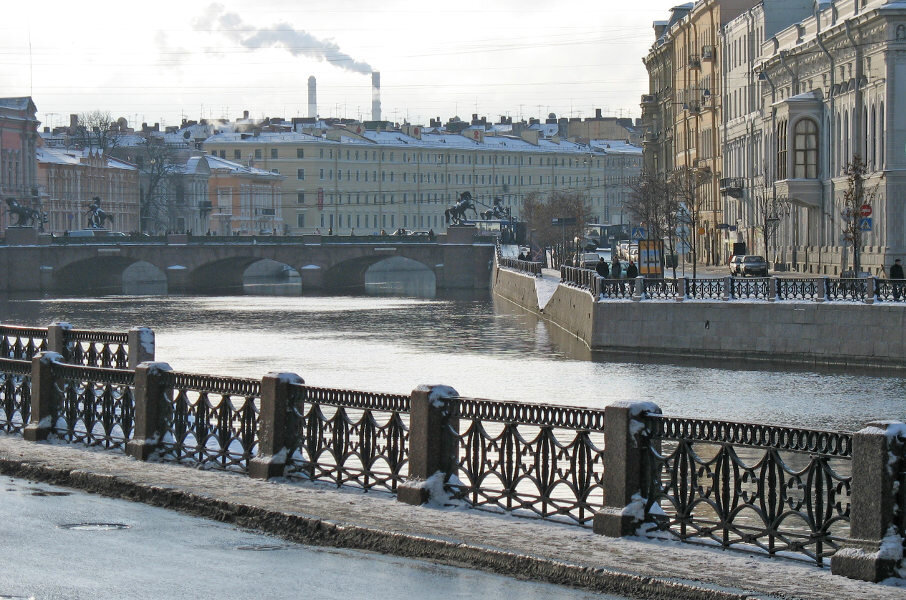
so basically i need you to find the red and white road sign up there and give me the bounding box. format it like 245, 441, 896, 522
860, 204, 872, 217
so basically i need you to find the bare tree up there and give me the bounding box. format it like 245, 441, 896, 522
522, 190, 591, 265
626, 171, 681, 277
753, 189, 791, 263
136, 137, 178, 233
74, 111, 121, 153
669, 166, 704, 278
840, 155, 880, 277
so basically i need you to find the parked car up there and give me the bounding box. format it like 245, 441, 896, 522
730, 255, 768, 277
580, 252, 602, 269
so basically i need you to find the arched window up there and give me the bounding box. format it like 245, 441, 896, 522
793, 119, 818, 178
776, 120, 788, 180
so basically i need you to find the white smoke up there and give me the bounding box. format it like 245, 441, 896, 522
195, 4, 373, 75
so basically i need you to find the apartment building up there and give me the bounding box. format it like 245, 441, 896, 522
203, 125, 640, 234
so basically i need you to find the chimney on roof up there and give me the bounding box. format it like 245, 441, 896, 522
371, 72, 381, 121
595, 108, 602, 119
243, 110, 249, 120
308, 76, 317, 119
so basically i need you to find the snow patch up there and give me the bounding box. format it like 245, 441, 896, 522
136, 327, 155, 356
301, 265, 321, 270
51, 321, 72, 330
38, 352, 63, 364
268, 372, 304, 385
167, 265, 187, 271
146, 362, 173, 375
415, 385, 458, 408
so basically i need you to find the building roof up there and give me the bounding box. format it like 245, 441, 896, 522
590, 140, 643, 155
36, 147, 137, 170
205, 154, 285, 179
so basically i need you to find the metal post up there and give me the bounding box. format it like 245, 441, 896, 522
398, 385, 459, 505
249, 372, 303, 480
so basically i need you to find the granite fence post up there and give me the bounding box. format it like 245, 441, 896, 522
23, 351, 63, 442
721, 276, 732, 301
632, 276, 643, 301
46, 322, 70, 357
675, 277, 686, 302
125, 362, 172, 461
249, 372, 303, 480
593, 401, 662, 537
128, 327, 156, 369
768, 277, 777, 302
818, 276, 828, 302
398, 385, 459, 505
831, 420, 906, 582
864, 277, 876, 305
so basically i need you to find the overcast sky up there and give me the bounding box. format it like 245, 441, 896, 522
2, 1, 673, 130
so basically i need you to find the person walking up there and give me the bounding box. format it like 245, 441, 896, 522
611, 256, 622, 279
596, 256, 610, 278
890, 258, 904, 300
625, 260, 639, 279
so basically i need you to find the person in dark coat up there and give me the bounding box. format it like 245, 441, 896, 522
611, 257, 622, 279
595, 257, 610, 278
890, 259, 904, 300
625, 260, 639, 279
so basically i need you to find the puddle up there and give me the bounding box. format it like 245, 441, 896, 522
58, 523, 130, 531
236, 544, 285, 551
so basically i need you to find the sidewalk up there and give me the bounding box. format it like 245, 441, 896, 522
0, 435, 902, 599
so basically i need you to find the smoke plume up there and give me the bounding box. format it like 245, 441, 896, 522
196, 4, 373, 75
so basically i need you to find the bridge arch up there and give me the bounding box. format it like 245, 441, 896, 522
324, 254, 437, 295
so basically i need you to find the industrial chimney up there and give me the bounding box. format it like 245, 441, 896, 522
371, 71, 381, 122
308, 76, 317, 119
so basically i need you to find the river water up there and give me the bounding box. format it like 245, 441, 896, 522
1, 289, 903, 432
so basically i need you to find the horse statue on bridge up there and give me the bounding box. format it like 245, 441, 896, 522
4, 198, 44, 228
444, 191, 478, 225
86, 196, 114, 229
480, 196, 511, 221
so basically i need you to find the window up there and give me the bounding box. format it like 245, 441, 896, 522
297, 192, 305, 204
776, 120, 788, 180
219, 150, 226, 158
793, 119, 818, 179
270, 149, 278, 159
297, 169, 305, 180
319, 169, 324, 180
255, 149, 262, 159
297, 213, 305, 227
297, 148, 304, 159
234, 150, 241, 160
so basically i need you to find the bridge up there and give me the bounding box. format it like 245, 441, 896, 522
0, 227, 494, 294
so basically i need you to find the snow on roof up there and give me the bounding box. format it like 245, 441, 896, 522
205, 154, 284, 178
36, 147, 137, 170
205, 131, 323, 144
590, 140, 643, 155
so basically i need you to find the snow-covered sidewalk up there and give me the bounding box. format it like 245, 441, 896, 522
0, 434, 902, 599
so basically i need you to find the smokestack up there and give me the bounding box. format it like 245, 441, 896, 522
308, 76, 317, 119
371, 71, 381, 121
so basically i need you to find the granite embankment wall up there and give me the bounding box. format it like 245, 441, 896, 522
493, 267, 906, 369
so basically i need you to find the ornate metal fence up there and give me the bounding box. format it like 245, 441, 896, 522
640, 415, 853, 565
0, 326, 48, 360
157, 372, 260, 471
447, 397, 607, 526
0, 358, 31, 433
643, 278, 678, 300
63, 330, 130, 368
731, 277, 770, 300
776, 278, 821, 301
284, 385, 410, 492
685, 278, 723, 300
560, 265, 596, 291
48, 362, 135, 449
600, 279, 633, 299
825, 278, 868, 302
499, 256, 542, 276
874, 279, 906, 303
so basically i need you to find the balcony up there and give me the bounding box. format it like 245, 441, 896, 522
701, 45, 714, 61
719, 177, 744, 199
641, 94, 656, 105
688, 55, 701, 70
684, 103, 701, 115
198, 200, 213, 213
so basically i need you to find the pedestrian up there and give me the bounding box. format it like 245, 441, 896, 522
611, 256, 621, 279
595, 256, 610, 278
890, 258, 904, 300
626, 260, 639, 279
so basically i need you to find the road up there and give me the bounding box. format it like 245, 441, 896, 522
0, 475, 624, 600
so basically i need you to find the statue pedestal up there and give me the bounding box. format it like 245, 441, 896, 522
5, 227, 38, 245
445, 225, 477, 244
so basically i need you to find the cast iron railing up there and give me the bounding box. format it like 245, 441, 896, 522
447, 397, 606, 526
499, 256, 542, 276
730, 277, 770, 300
0, 326, 48, 360
875, 280, 906, 303
560, 265, 597, 291
640, 415, 853, 565
157, 372, 260, 471
63, 329, 130, 368
48, 362, 135, 450
825, 278, 868, 302
686, 278, 724, 300
776, 278, 821, 301
643, 278, 679, 300
600, 278, 633, 299
0, 358, 31, 433
284, 385, 410, 492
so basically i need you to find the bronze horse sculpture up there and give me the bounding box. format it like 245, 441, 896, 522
444, 191, 478, 225
4, 198, 42, 228
480, 196, 511, 221
86, 196, 113, 229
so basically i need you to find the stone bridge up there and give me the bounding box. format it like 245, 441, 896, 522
0, 227, 494, 294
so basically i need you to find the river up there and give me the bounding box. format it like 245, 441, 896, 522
1, 289, 903, 432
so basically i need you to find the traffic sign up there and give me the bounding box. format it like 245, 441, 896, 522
859, 217, 872, 232
551, 217, 576, 226
631, 227, 646, 240
860, 204, 872, 217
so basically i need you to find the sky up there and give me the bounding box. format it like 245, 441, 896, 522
1, 1, 673, 131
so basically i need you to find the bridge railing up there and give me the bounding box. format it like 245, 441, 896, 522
1, 342, 903, 580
